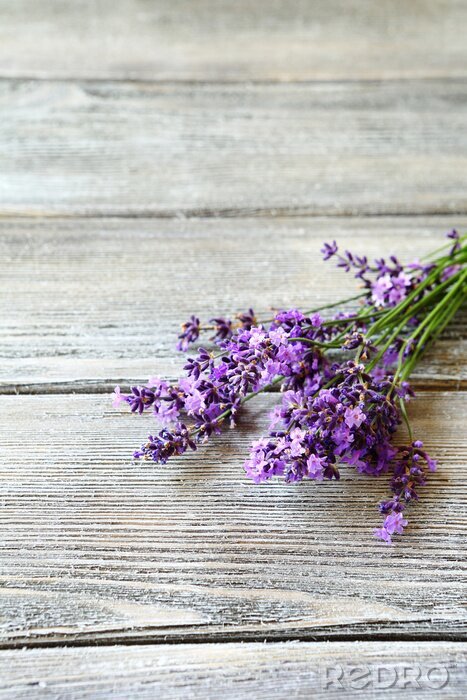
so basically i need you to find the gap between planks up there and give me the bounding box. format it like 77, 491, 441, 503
1, 628, 466, 652
3, 209, 467, 221
0, 379, 466, 396
2, 76, 467, 86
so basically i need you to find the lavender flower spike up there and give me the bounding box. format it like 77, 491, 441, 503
113, 230, 466, 544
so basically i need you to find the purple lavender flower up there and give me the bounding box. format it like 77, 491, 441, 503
177, 315, 200, 351
441, 264, 461, 282
236, 308, 257, 330
371, 274, 393, 305
134, 423, 197, 463
306, 454, 326, 480
321, 240, 338, 260
374, 439, 436, 543
321, 239, 424, 311
112, 385, 126, 408
275, 309, 305, 326
184, 348, 213, 379
310, 312, 323, 327
344, 405, 365, 428
114, 231, 464, 543
447, 229, 461, 256
371, 271, 412, 307
209, 316, 233, 342
374, 511, 408, 545
244, 362, 406, 486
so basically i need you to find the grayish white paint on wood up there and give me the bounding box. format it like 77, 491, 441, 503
0, 1, 467, 81
1, 1, 466, 695
1, 392, 465, 646
1, 217, 465, 392
1, 80, 467, 216
0, 642, 465, 699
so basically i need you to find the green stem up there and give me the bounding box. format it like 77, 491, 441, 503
420, 233, 467, 261
302, 292, 366, 315
364, 318, 410, 373
390, 270, 466, 386
320, 307, 385, 328
199, 292, 367, 334
388, 269, 463, 325
367, 249, 465, 338
400, 273, 467, 381
398, 398, 413, 442
287, 337, 341, 349
192, 240, 466, 439
404, 269, 466, 346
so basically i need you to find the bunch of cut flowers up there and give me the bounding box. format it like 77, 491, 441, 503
113, 230, 466, 544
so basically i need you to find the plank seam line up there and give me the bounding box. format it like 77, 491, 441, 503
0, 631, 465, 651
2, 210, 467, 221
0, 382, 465, 396
1, 76, 467, 86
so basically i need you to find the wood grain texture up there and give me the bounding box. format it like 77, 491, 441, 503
1, 217, 465, 392
0, 642, 465, 699
1, 391, 466, 646
1, 1, 466, 693
0, 217, 467, 393
1, 1, 467, 82
1, 80, 467, 216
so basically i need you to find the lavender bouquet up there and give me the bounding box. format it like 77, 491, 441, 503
114, 231, 466, 544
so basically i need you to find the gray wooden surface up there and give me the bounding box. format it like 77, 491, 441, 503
0, 1, 466, 697
1, 0, 466, 81
1, 80, 467, 217
1, 217, 465, 393
1, 392, 466, 646
0, 643, 465, 699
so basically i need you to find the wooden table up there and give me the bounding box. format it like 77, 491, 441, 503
1, 2, 466, 697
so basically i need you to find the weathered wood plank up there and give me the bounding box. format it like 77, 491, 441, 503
0, 1, 466, 82
0, 217, 465, 392
0, 642, 465, 699
1, 80, 467, 217
0, 391, 465, 646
